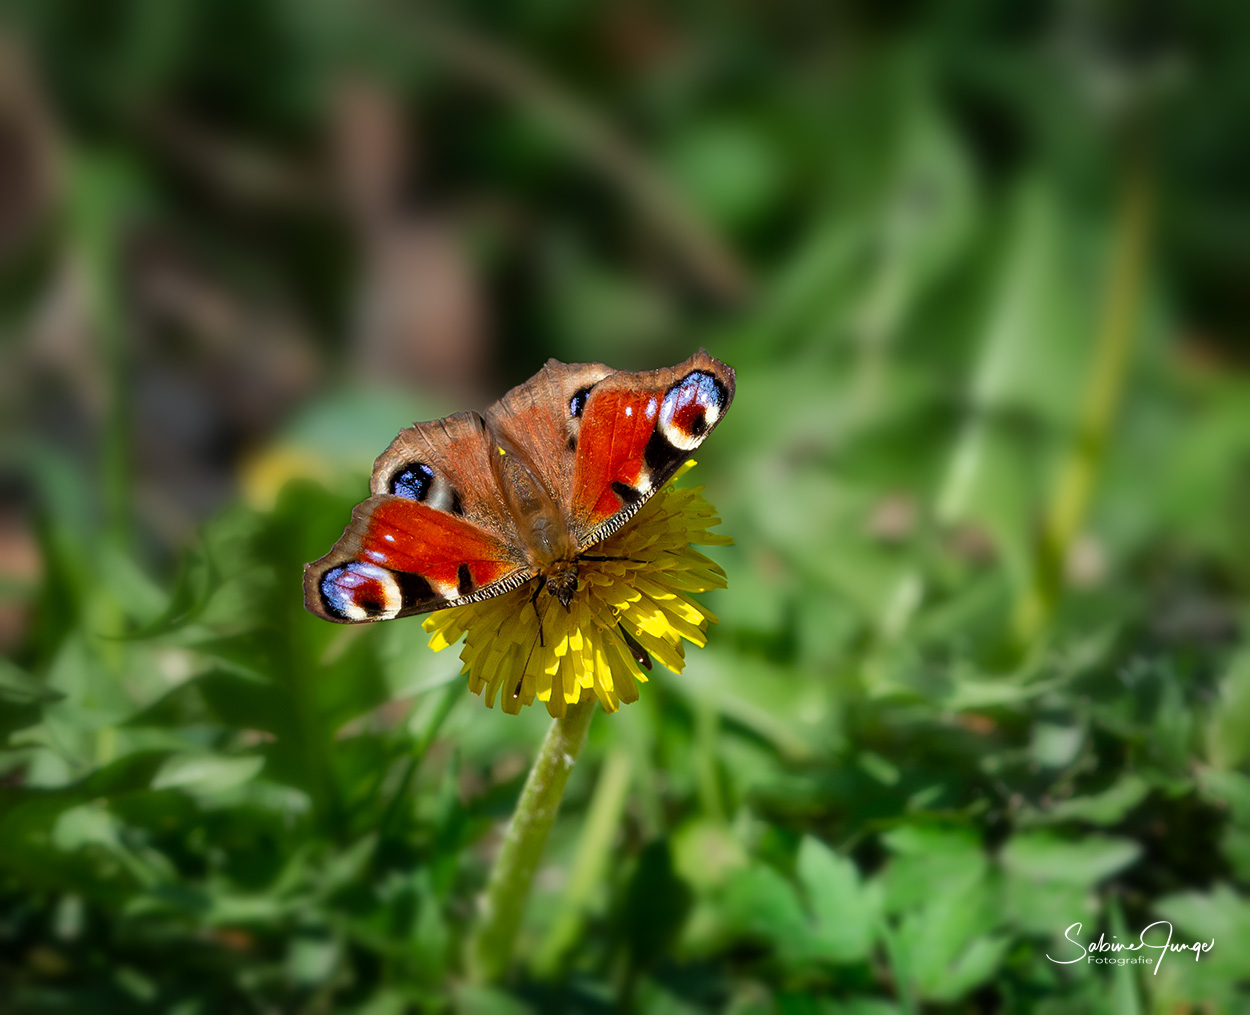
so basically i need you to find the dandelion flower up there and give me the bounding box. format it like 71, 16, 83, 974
423, 461, 730, 717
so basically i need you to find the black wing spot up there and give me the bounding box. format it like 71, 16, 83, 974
567, 433, 578, 452
643, 429, 685, 481
457, 563, 475, 597
569, 385, 595, 418
358, 594, 385, 616
610, 481, 643, 506
391, 463, 434, 501
449, 490, 465, 516
393, 570, 435, 608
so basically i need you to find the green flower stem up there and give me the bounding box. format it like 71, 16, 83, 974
466, 697, 597, 983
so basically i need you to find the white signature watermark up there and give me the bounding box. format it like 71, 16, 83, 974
1047, 921, 1214, 975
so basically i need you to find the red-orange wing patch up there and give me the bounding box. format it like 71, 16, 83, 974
304, 496, 529, 624
572, 389, 664, 528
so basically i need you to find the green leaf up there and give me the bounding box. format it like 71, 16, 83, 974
1029, 722, 1085, 769
825, 1002, 901, 1015
617, 841, 693, 971
796, 836, 879, 963
151, 754, 265, 794
0, 658, 64, 705
287, 931, 341, 986
1153, 884, 1247, 986
1197, 767, 1250, 826
881, 825, 985, 913
672, 817, 749, 892
889, 860, 1005, 1001
453, 984, 537, 1015
1154, 883, 1250, 942
1022, 775, 1151, 827
716, 863, 809, 949
1000, 832, 1142, 886
1209, 649, 1250, 769
928, 934, 1011, 1002
108, 541, 217, 640
1107, 897, 1143, 1015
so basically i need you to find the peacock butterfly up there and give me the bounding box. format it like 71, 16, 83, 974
304, 350, 735, 623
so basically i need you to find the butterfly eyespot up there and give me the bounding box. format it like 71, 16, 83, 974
390, 461, 465, 514
569, 386, 594, 418
657, 371, 727, 451
320, 562, 403, 621
391, 463, 434, 501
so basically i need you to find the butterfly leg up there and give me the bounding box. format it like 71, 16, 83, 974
529, 580, 546, 647
580, 554, 644, 564
512, 592, 550, 701
618, 624, 653, 670
515, 630, 541, 701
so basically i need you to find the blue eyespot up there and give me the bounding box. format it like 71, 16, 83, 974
319, 562, 402, 621
391, 463, 434, 501
569, 386, 594, 418
658, 371, 726, 451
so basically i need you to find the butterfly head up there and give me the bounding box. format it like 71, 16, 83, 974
542, 562, 580, 609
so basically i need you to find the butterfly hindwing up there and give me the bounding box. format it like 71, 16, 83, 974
304, 496, 529, 623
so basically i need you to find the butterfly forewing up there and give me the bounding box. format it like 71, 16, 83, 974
565, 351, 735, 547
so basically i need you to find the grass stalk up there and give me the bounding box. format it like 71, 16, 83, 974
1011, 168, 1152, 647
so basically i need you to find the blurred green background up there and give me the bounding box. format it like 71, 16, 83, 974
3, 1, 1250, 1012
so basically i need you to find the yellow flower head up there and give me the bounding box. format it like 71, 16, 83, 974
423, 462, 730, 717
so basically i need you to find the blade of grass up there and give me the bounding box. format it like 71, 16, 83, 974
1011, 168, 1152, 649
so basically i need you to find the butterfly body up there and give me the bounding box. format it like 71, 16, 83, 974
305, 351, 735, 624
